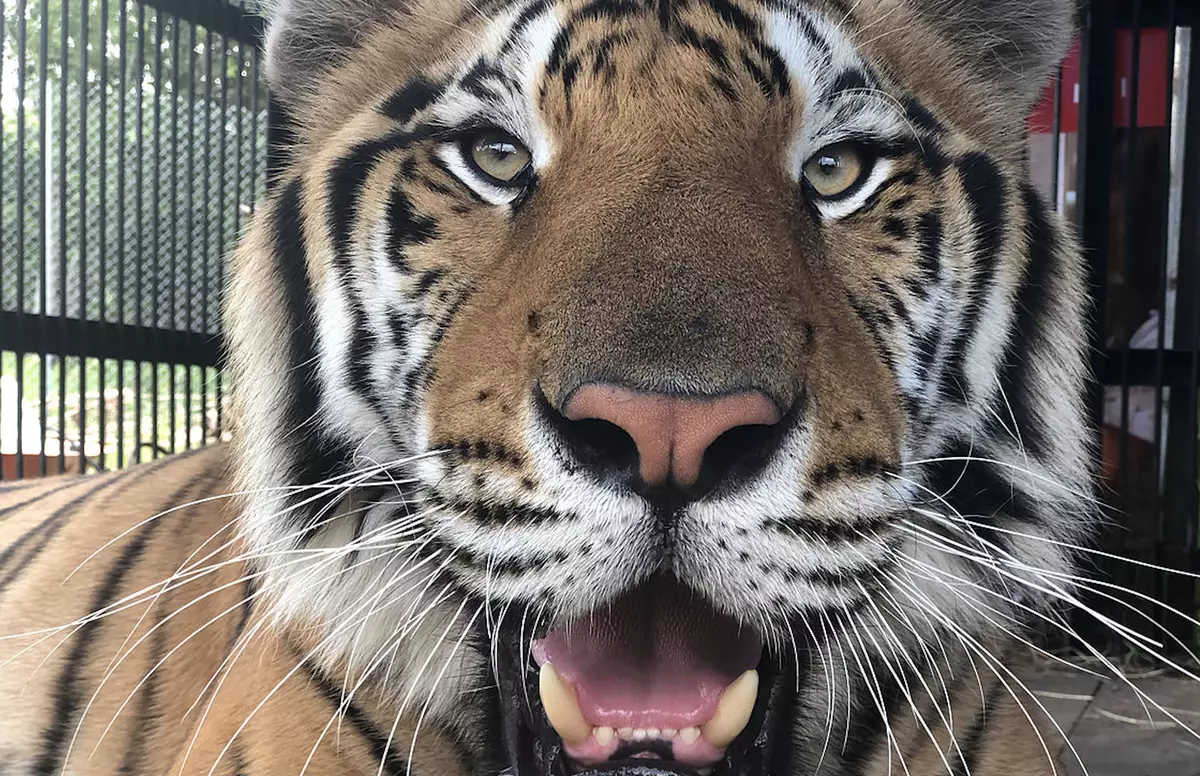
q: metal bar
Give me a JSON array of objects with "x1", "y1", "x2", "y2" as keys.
[
  {"x1": 1116, "y1": 0, "x2": 1198, "y2": 27},
  {"x1": 0, "y1": 312, "x2": 223, "y2": 368},
  {"x1": 56, "y1": 0, "x2": 68, "y2": 474},
  {"x1": 134, "y1": 1, "x2": 145, "y2": 464},
  {"x1": 1051, "y1": 64, "x2": 1063, "y2": 209},
  {"x1": 214, "y1": 35, "x2": 229, "y2": 440},
  {"x1": 185, "y1": 21, "x2": 196, "y2": 451},
  {"x1": 151, "y1": 10, "x2": 164, "y2": 459},
  {"x1": 1075, "y1": 0, "x2": 1117, "y2": 650},
  {"x1": 1116, "y1": 0, "x2": 1142, "y2": 512},
  {"x1": 249, "y1": 51, "x2": 260, "y2": 214},
  {"x1": 96, "y1": 0, "x2": 109, "y2": 470},
  {"x1": 116, "y1": 0, "x2": 128, "y2": 469},
  {"x1": 200, "y1": 27, "x2": 212, "y2": 446},
  {"x1": 37, "y1": 0, "x2": 49, "y2": 477},
  {"x1": 1078, "y1": 0, "x2": 1117, "y2": 448},
  {"x1": 1151, "y1": 2, "x2": 1177, "y2": 554},
  {"x1": 137, "y1": 0, "x2": 262, "y2": 47},
  {"x1": 1182, "y1": 18, "x2": 1200, "y2": 602},
  {"x1": 169, "y1": 16, "x2": 180, "y2": 455},
  {"x1": 15, "y1": 0, "x2": 27, "y2": 478},
  {"x1": 1101, "y1": 349, "x2": 1200, "y2": 386},
  {"x1": 77, "y1": 0, "x2": 89, "y2": 472}
]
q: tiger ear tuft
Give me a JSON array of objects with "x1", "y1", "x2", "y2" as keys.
[
  {"x1": 914, "y1": 0, "x2": 1079, "y2": 110},
  {"x1": 259, "y1": 0, "x2": 399, "y2": 108}
]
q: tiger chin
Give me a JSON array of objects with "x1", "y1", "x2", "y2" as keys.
[{"x1": 0, "y1": 0, "x2": 1097, "y2": 774}]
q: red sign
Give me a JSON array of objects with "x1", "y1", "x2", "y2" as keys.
[{"x1": 1028, "y1": 29, "x2": 1171, "y2": 134}]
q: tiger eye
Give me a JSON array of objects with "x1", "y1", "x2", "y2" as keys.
[
  {"x1": 469, "y1": 131, "x2": 532, "y2": 184},
  {"x1": 803, "y1": 143, "x2": 866, "y2": 198}
]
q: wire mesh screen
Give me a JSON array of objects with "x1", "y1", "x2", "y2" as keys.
[{"x1": 0, "y1": 0, "x2": 267, "y2": 477}]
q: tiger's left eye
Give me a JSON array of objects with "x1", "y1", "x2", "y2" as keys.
[
  {"x1": 802, "y1": 143, "x2": 869, "y2": 199},
  {"x1": 467, "y1": 130, "x2": 532, "y2": 184}
]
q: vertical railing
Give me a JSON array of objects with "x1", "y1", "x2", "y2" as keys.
[
  {"x1": 0, "y1": 0, "x2": 269, "y2": 479},
  {"x1": 1071, "y1": 0, "x2": 1200, "y2": 653}
]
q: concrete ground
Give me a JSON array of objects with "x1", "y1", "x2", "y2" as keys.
[{"x1": 1030, "y1": 665, "x2": 1200, "y2": 775}]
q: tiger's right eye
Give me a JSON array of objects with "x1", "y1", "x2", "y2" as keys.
[
  {"x1": 466, "y1": 130, "x2": 532, "y2": 185},
  {"x1": 802, "y1": 143, "x2": 870, "y2": 199}
]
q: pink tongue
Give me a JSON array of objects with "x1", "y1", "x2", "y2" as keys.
[{"x1": 532, "y1": 579, "x2": 762, "y2": 729}]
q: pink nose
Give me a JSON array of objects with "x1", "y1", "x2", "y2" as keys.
[{"x1": 562, "y1": 385, "x2": 782, "y2": 489}]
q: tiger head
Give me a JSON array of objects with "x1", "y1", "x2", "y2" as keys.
[{"x1": 227, "y1": 0, "x2": 1091, "y2": 772}]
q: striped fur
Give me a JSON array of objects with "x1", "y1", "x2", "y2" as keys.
[{"x1": 0, "y1": 0, "x2": 1102, "y2": 773}]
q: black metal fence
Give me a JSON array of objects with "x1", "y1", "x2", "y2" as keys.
[
  {"x1": 0, "y1": 0, "x2": 267, "y2": 477},
  {"x1": 1066, "y1": 0, "x2": 1200, "y2": 655},
  {"x1": 0, "y1": 0, "x2": 1197, "y2": 653}
]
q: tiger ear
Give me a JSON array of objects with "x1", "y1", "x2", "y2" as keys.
[
  {"x1": 914, "y1": 0, "x2": 1079, "y2": 110},
  {"x1": 261, "y1": 0, "x2": 400, "y2": 108}
]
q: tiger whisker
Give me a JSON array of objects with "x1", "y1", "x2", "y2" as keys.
[{"x1": 881, "y1": 570, "x2": 1073, "y2": 776}]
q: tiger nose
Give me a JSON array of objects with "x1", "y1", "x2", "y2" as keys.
[{"x1": 561, "y1": 384, "x2": 783, "y2": 489}]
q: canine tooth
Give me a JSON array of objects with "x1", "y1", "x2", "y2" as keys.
[
  {"x1": 633, "y1": 729, "x2": 648, "y2": 741},
  {"x1": 539, "y1": 664, "x2": 591, "y2": 746},
  {"x1": 662, "y1": 728, "x2": 677, "y2": 738},
  {"x1": 594, "y1": 727, "x2": 615, "y2": 746},
  {"x1": 700, "y1": 670, "x2": 759, "y2": 749},
  {"x1": 618, "y1": 727, "x2": 634, "y2": 738},
  {"x1": 679, "y1": 727, "x2": 701, "y2": 745}
]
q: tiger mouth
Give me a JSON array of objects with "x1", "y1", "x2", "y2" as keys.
[{"x1": 496, "y1": 576, "x2": 794, "y2": 776}]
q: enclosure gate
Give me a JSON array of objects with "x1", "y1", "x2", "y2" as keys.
[{"x1": 0, "y1": 0, "x2": 267, "y2": 476}]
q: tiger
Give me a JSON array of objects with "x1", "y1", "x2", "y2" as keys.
[{"x1": 0, "y1": 0, "x2": 1105, "y2": 773}]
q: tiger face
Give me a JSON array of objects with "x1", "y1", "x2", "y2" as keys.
[{"x1": 228, "y1": 0, "x2": 1091, "y2": 772}]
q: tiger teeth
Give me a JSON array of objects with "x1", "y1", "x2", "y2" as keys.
[
  {"x1": 539, "y1": 664, "x2": 591, "y2": 746},
  {"x1": 538, "y1": 669, "x2": 758, "y2": 752},
  {"x1": 700, "y1": 670, "x2": 759, "y2": 749}
]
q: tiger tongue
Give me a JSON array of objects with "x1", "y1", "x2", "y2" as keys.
[{"x1": 530, "y1": 581, "x2": 762, "y2": 731}]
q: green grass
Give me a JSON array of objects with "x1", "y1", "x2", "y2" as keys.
[{"x1": 1, "y1": 350, "x2": 227, "y2": 473}]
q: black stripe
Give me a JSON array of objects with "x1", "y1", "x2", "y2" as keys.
[
  {"x1": 0, "y1": 479, "x2": 54, "y2": 494},
  {"x1": 230, "y1": 742, "x2": 250, "y2": 776},
  {"x1": 327, "y1": 134, "x2": 435, "y2": 425},
  {"x1": 299, "y1": 659, "x2": 413, "y2": 776},
  {"x1": 904, "y1": 97, "x2": 945, "y2": 136},
  {"x1": 839, "y1": 654, "x2": 907, "y2": 771},
  {"x1": 0, "y1": 452, "x2": 199, "y2": 596},
  {"x1": 830, "y1": 68, "x2": 869, "y2": 98},
  {"x1": 988, "y1": 185, "x2": 1057, "y2": 459},
  {"x1": 388, "y1": 186, "x2": 438, "y2": 266},
  {"x1": 33, "y1": 470, "x2": 219, "y2": 776},
  {"x1": 916, "y1": 211, "x2": 943, "y2": 284},
  {"x1": 0, "y1": 486, "x2": 69, "y2": 521},
  {"x1": 702, "y1": 0, "x2": 759, "y2": 40},
  {"x1": 921, "y1": 442, "x2": 1039, "y2": 550},
  {"x1": 117, "y1": 604, "x2": 169, "y2": 775},
  {"x1": 379, "y1": 76, "x2": 445, "y2": 124},
  {"x1": 942, "y1": 153, "x2": 1007, "y2": 404},
  {"x1": 498, "y1": 0, "x2": 551, "y2": 54},
  {"x1": 273, "y1": 178, "x2": 355, "y2": 525},
  {"x1": 948, "y1": 676, "x2": 1006, "y2": 776},
  {"x1": 846, "y1": 292, "x2": 895, "y2": 371}
]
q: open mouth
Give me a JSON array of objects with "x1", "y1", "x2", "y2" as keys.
[{"x1": 495, "y1": 577, "x2": 795, "y2": 776}]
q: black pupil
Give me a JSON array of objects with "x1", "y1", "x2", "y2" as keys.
[{"x1": 819, "y1": 155, "x2": 840, "y2": 173}]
